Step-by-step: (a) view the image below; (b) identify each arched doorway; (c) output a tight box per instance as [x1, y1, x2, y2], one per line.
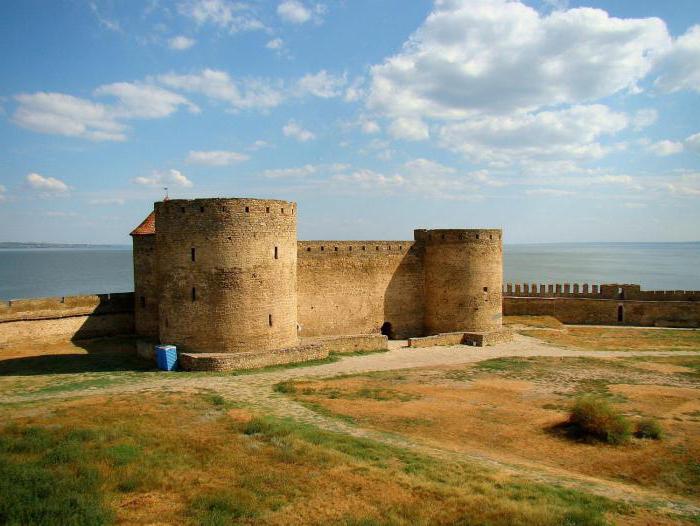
[617, 305, 624, 323]
[381, 321, 394, 340]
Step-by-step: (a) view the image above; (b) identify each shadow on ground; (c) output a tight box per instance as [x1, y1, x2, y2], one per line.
[0, 337, 154, 376]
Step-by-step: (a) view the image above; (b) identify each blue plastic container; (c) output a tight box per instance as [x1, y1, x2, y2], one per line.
[155, 345, 178, 371]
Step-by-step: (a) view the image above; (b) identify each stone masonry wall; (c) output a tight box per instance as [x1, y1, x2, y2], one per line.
[296, 241, 424, 339]
[133, 235, 159, 338]
[156, 198, 298, 354]
[0, 293, 134, 347]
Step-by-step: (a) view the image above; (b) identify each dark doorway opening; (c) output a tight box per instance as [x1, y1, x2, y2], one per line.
[380, 321, 395, 340]
[617, 305, 624, 323]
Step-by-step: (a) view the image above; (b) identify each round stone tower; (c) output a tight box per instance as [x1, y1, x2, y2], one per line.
[155, 198, 298, 353]
[417, 229, 503, 335]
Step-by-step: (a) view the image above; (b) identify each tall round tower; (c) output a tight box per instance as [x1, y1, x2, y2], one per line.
[155, 198, 298, 353]
[417, 229, 503, 335]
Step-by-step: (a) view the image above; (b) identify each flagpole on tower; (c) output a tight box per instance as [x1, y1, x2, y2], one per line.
[163, 187, 169, 201]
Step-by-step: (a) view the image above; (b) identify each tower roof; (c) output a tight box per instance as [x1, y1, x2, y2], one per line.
[130, 210, 156, 236]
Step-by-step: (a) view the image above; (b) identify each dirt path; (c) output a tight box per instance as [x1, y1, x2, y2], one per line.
[2, 333, 699, 517]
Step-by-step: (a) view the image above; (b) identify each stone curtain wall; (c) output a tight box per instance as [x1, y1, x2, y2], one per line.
[420, 229, 503, 334]
[156, 198, 298, 354]
[0, 293, 134, 347]
[503, 283, 700, 327]
[296, 241, 425, 339]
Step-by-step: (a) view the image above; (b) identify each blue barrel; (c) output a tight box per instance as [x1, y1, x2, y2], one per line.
[155, 345, 178, 371]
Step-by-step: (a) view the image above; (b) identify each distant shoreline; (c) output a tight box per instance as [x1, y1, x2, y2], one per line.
[0, 242, 130, 249]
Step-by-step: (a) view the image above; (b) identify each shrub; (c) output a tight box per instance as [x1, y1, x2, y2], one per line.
[567, 396, 631, 444]
[273, 381, 297, 394]
[635, 418, 663, 440]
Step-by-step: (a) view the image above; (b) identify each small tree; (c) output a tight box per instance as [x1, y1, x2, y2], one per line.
[567, 396, 631, 444]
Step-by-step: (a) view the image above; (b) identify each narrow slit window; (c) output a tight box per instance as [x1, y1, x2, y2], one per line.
[266, 206, 270, 213]
[191, 247, 196, 262]
[245, 206, 250, 213]
[281, 207, 284, 214]
[617, 305, 624, 322]
[274, 246, 278, 259]
[200, 206, 204, 213]
[268, 314, 273, 327]
[180, 207, 185, 213]
[306, 247, 311, 252]
[191, 287, 196, 301]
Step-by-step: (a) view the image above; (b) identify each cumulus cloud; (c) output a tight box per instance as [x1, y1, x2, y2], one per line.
[26, 173, 69, 193]
[13, 82, 197, 141]
[282, 120, 315, 142]
[133, 169, 193, 187]
[685, 132, 700, 154]
[360, 119, 380, 134]
[185, 150, 249, 165]
[438, 104, 627, 164]
[649, 140, 684, 156]
[654, 25, 700, 93]
[89, 197, 126, 205]
[168, 35, 196, 50]
[632, 108, 658, 130]
[277, 1, 324, 24]
[388, 117, 430, 141]
[94, 82, 199, 118]
[266, 38, 284, 50]
[13, 92, 127, 141]
[367, 0, 669, 119]
[177, 0, 264, 33]
[158, 69, 285, 111]
[296, 70, 346, 98]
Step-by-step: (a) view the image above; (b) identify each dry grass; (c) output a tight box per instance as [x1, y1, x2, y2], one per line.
[521, 326, 700, 352]
[0, 391, 633, 526]
[284, 355, 700, 501]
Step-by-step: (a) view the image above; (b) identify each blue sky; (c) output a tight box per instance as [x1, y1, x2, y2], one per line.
[1, 0, 699, 244]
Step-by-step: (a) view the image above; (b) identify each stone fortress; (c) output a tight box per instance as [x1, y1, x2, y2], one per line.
[129, 197, 507, 370]
[1, 196, 698, 363]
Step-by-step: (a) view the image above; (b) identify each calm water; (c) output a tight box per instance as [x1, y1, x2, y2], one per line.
[0, 242, 699, 300]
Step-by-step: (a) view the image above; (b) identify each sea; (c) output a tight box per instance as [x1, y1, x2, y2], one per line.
[0, 242, 699, 301]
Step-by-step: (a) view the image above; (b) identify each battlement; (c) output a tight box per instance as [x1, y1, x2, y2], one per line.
[502, 283, 700, 301]
[297, 240, 416, 255]
[414, 229, 502, 243]
[1, 292, 134, 323]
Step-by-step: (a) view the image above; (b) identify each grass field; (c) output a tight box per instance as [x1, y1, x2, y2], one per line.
[1, 325, 699, 525]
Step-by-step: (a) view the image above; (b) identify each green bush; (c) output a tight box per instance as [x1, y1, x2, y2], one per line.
[635, 418, 663, 440]
[567, 396, 631, 444]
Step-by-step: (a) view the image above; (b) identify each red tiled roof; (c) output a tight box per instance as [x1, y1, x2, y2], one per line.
[130, 210, 155, 236]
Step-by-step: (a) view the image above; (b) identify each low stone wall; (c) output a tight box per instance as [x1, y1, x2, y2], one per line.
[179, 343, 328, 372]
[0, 293, 135, 347]
[304, 334, 389, 354]
[408, 329, 512, 348]
[504, 297, 700, 328]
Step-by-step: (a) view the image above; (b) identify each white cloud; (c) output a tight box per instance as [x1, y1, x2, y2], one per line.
[26, 173, 69, 193]
[649, 140, 684, 156]
[277, 1, 320, 24]
[89, 198, 126, 205]
[344, 77, 365, 102]
[332, 169, 405, 190]
[266, 38, 284, 50]
[525, 188, 576, 196]
[654, 25, 700, 93]
[367, 0, 669, 120]
[632, 108, 658, 130]
[296, 70, 346, 98]
[13, 92, 126, 141]
[388, 117, 430, 141]
[133, 169, 193, 188]
[360, 119, 380, 134]
[247, 140, 269, 151]
[185, 150, 250, 165]
[94, 82, 199, 118]
[178, 0, 264, 33]
[665, 172, 700, 197]
[158, 69, 285, 111]
[282, 120, 315, 142]
[685, 132, 700, 154]
[262, 164, 319, 178]
[438, 104, 628, 164]
[168, 35, 196, 50]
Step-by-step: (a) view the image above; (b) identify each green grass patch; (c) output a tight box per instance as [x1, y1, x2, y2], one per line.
[565, 396, 632, 445]
[635, 418, 663, 440]
[476, 357, 532, 373]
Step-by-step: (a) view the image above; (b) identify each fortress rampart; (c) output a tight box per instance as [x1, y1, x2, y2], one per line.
[503, 282, 700, 327]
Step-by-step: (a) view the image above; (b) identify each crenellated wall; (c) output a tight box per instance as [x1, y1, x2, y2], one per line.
[296, 240, 424, 338]
[0, 293, 134, 346]
[503, 282, 700, 327]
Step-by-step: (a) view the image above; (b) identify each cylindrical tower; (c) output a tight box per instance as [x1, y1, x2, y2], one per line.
[155, 198, 298, 353]
[418, 229, 503, 335]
